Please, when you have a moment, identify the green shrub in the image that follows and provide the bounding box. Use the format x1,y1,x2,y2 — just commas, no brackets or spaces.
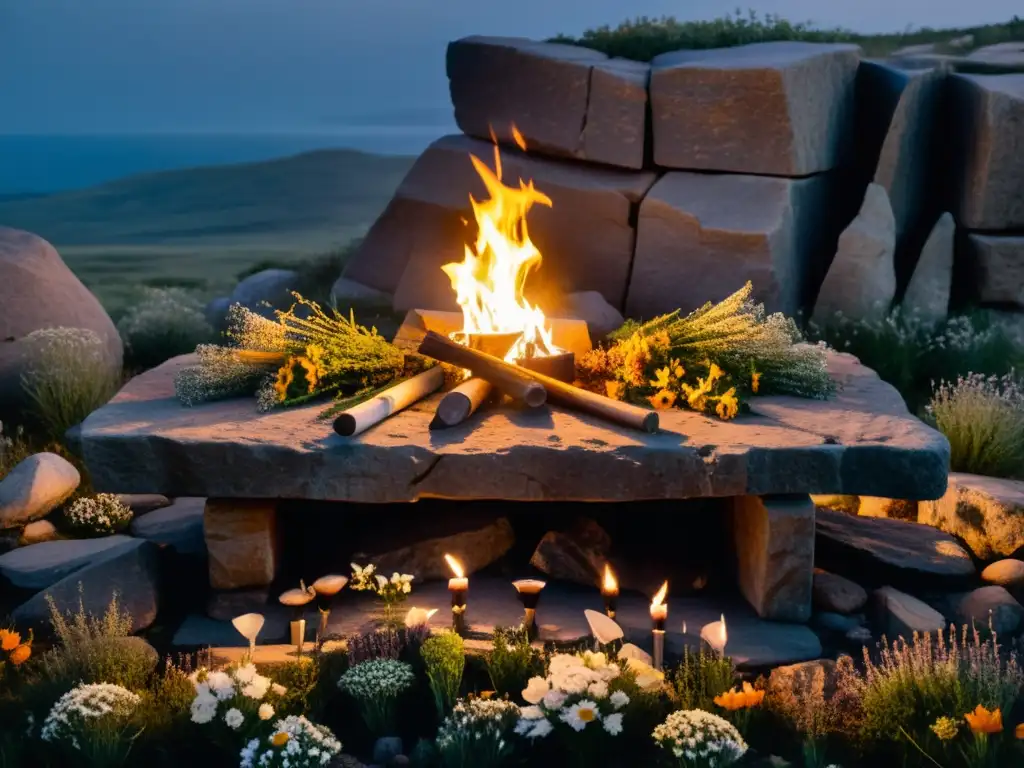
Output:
117,287,216,370
20,327,121,440
807,310,1024,414
421,631,465,718
0,421,32,483
132,659,204,766
39,682,143,767
485,626,542,698
928,373,1024,478
669,646,736,711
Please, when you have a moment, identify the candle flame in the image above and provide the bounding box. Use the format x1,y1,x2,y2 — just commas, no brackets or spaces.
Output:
444,554,465,579
651,580,668,608
720,614,728,645
602,564,618,592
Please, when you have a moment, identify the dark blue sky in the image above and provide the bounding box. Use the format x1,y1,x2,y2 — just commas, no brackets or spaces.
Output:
1,0,1016,133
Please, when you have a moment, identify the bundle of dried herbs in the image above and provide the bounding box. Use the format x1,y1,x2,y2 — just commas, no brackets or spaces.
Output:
174,294,427,418
575,283,835,419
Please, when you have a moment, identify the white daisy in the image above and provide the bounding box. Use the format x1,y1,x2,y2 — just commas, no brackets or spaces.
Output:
609,690,630,710
224,708,244,729
560,700,600,732
602,712,624,736
259,703,275,720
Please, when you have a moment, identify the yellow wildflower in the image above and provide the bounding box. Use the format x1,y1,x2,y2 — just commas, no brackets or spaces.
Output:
716,388,739,420
650,331,671,351
9,644,31,666
604,381,625,401
0,630,20,652
671,359,685,379
965,705,1002,734
273,363,294,401
931,716,959,742
620,333,651,387
271,731,290,747
714,681,764,711
707,363,724,385
649,367,672,389
649,389,677,410
295,356,320,393
682,383,708,412
751,371,761,394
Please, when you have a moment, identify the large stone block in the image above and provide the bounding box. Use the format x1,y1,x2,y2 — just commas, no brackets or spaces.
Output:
342,135,656,311
919,473,1024,560
650,42,860,175
0,452,80,529
626,171,833,319
812,183,897,323
204,499,279,590
967,233,1024,308
447,36,649,169
951,74,1024,229
732,494,815,622
874,586,945,638
902,212,954,323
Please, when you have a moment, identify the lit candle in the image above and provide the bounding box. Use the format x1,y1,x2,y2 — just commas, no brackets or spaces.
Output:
650,580,668,671
700,614,728,657
445,554,469,636
312,574,348,650
601,564,619,619
512,579,546,641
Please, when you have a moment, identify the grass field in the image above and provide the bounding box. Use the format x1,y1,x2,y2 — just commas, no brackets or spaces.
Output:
0,149,415,314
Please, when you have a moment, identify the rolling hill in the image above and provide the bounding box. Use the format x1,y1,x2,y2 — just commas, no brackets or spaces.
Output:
0,149,416,312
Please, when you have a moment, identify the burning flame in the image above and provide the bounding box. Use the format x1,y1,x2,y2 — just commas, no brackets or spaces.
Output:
651,580,668,608
602,564,618,593
444,553,465,579
719,614,728,646
442,124,562,362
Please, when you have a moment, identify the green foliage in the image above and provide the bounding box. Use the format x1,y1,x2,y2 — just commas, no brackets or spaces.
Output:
20,326,121,441
552,10,1024,62
117,287,217,371
669,647,736,711
0,421,32,483
421,631,466,718
132,659,206,766
485,626,542,699
928,373,1024,478
808,311,1024,415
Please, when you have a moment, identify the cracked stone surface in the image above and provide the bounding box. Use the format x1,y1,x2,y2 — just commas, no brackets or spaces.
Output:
342,134,656,311
446,36,649,169
78,351,948,502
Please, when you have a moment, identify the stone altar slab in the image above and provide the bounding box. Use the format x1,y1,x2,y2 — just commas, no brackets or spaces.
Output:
78,352,948,502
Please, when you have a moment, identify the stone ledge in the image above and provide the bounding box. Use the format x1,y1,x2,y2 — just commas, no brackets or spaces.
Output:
79,352,948,502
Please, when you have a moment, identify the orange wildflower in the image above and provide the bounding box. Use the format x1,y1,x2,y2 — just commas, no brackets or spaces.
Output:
649,389,677,410
9,644,30,666
0,629,20,652
965,705,1002,734
714,682,764,711
1015,722,1024,739
605,381,625,401
271,732,290,747
751,371,761,393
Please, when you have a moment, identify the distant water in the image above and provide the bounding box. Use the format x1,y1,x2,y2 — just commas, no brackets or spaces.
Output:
0,128,453,195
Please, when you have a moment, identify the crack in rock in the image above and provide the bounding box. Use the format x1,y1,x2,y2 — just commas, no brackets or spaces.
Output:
576,65,595,155
409,454,444,488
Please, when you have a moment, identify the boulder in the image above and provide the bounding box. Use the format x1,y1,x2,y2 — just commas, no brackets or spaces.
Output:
19,519,58,546
967,234,1024,309
649,42,860,175
812,569,868,614
768,659,837,701
353,510,514,580
901,212,954,323
228,269,298,317
950,74,1024,229
940,585,1024,636
446,36,649,169
203,296,232,332
0,228,122,422
116,494,171,516
626,171,834,319
967,42,1024,68
329,277,392,309
342,135,656,310
13,538,159,634
529,517,611,587
816,509,975,589
918,473,1024,560
130,496,205,556
0,452,80,529
857,496,917,520
552,291,624,340
857,62,944,276
0,535,135,590
874,586,945,638
204,499,279,590
732,495,815,622
812,183,897,323
980,559,1024,590
812,611,861,634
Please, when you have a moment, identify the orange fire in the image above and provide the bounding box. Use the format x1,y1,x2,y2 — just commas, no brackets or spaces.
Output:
651,581,668,608
442,125,562,362
602,564,619,594
444,553,465,579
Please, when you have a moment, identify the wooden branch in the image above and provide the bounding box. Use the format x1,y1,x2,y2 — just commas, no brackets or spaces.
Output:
418,332,547,408
333,366,445,437
418,331,659,434
431,377,494,430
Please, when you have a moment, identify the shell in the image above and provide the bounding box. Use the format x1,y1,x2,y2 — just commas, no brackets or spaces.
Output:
404,607,439,628
231,613,265,644
278,587,314,607
584,609,624,645
312,574,349,596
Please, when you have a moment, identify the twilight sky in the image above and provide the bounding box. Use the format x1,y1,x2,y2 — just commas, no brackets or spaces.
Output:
1,0,1018,133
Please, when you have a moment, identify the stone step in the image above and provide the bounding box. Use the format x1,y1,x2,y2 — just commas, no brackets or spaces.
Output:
129,496,204,555
0,534,136,590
